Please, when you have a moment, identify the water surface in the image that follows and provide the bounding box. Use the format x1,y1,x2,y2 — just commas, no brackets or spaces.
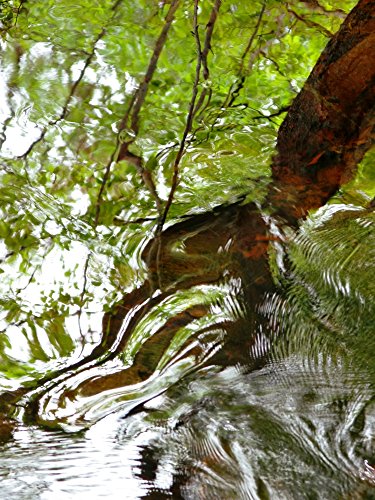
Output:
0,1,374,498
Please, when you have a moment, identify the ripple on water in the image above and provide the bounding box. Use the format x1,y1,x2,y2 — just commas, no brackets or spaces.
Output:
116,358,375,499
0,420,147,499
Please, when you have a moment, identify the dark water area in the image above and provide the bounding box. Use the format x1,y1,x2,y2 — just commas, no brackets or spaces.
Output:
0,0,375,498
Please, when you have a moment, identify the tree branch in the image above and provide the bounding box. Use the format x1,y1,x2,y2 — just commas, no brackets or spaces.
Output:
286,6,333,38
269,0,375,223
157,0,205,232
95,0,180,225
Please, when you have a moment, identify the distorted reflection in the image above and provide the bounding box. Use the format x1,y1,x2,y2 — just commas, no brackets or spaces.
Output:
0,0,374,498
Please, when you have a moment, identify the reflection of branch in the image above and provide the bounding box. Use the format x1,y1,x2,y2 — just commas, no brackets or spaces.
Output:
198,6,292,145
201,0,221,80
14,266,38,293
17,0,124,160
253,106,290,120
157,0,204,232
0,318,28,336
239,3,266,77
192,3,266,146
300,0,346,18
18,28,106,159
0,114,14,151
122,0,180,136
113,216,157,226
94,138,163,227
286,6,333,38
11,237,53,297
95,1,180,225
192,0,221,117
259,49,284,76
78,251,90,342
14,0,27,27
189,3,267,123
226,3,266,108
118,0,181,138
0,44,22,150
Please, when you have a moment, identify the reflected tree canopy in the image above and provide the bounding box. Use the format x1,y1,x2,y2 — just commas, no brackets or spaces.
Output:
0,0,374,498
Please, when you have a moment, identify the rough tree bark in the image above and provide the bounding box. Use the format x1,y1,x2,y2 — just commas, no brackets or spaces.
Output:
270,0,375,222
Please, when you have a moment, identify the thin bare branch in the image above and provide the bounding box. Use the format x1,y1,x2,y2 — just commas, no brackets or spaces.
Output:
300,0,346,18
156,0,203,233
201,0,221,79
287,6,333,37
118,0,180,135
95,0,180,225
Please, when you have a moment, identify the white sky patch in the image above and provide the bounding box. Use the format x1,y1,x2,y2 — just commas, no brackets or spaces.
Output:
0,103,42,158
27,42,52,59
124,72,138,94
71,61,96,83
70,186,91,216
19,241,90,307
44,219,62,236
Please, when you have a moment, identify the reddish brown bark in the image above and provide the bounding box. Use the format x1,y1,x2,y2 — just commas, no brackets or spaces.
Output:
270,0,375,221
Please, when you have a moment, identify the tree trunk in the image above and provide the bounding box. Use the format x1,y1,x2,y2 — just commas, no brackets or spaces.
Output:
270,0,375,222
